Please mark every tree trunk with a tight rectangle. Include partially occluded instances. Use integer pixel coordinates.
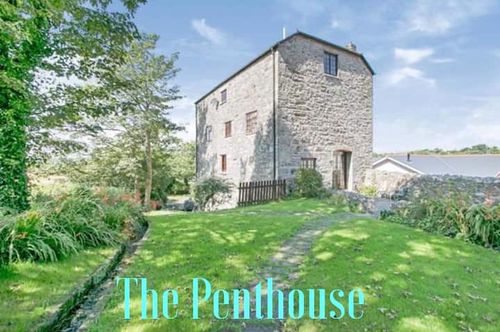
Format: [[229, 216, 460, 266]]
[[134, 176, 141, 203], [144, 130, 153, 210]]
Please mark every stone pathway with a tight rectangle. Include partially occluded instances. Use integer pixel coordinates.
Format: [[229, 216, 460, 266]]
[[240, 212, 367, 332]]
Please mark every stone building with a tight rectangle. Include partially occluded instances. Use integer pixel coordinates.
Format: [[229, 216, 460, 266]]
[[195, 32, 374, 206]]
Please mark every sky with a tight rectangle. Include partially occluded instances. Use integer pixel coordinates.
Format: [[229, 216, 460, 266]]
[[125, 0, 500, 153]]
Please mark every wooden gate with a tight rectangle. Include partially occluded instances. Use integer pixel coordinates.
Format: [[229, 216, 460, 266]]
[[238, 179, 286, 206]]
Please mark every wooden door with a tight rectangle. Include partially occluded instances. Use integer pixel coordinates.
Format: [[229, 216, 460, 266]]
[[332, 151, 351, 190]]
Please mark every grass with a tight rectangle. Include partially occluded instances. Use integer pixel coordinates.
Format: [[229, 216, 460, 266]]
[[0, 247, 115, 331], [91, 199, 499, 331], [4, 198, 497, 331], [287, 217, 500, 332], [90, 199, 340, 331]]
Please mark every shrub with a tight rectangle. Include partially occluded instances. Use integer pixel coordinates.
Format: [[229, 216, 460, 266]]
[[192, 178, 231, 211], [0, 186, 145, 265], [294, 168, 326, 198], [359, 185, 378, 198], [382, 196, 500, 249]]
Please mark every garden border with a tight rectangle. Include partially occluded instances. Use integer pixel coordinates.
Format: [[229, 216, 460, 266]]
[[35, 221, 149, 332]]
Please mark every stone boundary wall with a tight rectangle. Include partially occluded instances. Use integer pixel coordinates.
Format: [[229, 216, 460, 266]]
[[393, 174, 500, 205], [363, 169, 416, 197]]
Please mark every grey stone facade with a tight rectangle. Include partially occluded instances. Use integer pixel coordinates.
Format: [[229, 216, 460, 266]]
[[196, 32, 373, 207]]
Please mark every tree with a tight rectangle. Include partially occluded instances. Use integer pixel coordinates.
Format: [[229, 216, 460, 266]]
[[169, 142, 196, 194], [106, 34, 182, 209], [0, 0, 145, 211]]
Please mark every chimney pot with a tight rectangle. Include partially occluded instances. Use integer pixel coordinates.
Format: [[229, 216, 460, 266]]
[[346, 41, 357, 52]]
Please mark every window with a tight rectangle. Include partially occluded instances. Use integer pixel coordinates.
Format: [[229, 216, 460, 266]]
[[246, 111, 258, 135], [221, 89, 227, 104], [205, 125, 213, 142], [301, 157, 317, 169], [324, 52, 338, 76], [224, 121, 232, 137], [221, 154, 227, 173]]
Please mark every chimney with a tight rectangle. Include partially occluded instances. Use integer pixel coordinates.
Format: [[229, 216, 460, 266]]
[[282, 27, 287, 40], [407, 153, 411, 162], [346, 41, 357, 52]]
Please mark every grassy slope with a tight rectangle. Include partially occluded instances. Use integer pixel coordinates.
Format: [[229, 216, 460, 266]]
[[90, 199, 499, 331], [91, 200, 339, 331], [0, 248, 114, 331], [288, 217, 500, 332]]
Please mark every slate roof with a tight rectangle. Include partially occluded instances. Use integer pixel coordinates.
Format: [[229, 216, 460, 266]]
[[373, 154, 500, 178]]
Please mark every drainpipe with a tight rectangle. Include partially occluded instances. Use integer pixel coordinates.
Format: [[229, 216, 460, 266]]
[[272, 46, 277, 180], [195, 103, 198, 179]]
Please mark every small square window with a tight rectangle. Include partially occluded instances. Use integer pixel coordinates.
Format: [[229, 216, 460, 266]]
[[224, 121, 232, 138], [301, 157, 317, 169], [221, 154, 227, 173], [205, 125, 213, 142], [324, 52, 338, 76], [246, 111, 257, 135], [221, 89, 227, 104]]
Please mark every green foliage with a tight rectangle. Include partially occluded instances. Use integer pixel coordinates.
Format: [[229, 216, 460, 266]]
[[382, 197, 500, 248], [192, 178, 232, 211], [0, 0, 146, 211], [359, 185, 378, 197], [68, 34, 183, 209], [406, 144, 500, 155], [294, 168, 327, 198], [49, 139, 193, 207], [0, 186, 145, 265], [168, 142, 196, 194]]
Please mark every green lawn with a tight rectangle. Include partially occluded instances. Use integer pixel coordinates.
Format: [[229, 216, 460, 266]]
[[0, 247, 115, 331], [288, 217, 500, 332], [91, 199, 499, 331], [4, 199, 497, 331], [90, 199, 340, 331]]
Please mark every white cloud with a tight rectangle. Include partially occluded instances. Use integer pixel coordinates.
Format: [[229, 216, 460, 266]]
[[395, 48, 434, 64], [403, 0, 496, 35], [493, 49, 500, 58], [430, 58, 455, 64], [330, 19, 340, 28], [191, 18, 225, 45], [330, 17, 351, 30], [385, 67, 436, 87]]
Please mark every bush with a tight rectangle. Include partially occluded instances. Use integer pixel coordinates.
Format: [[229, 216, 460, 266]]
[[294, 168, 327, 198], [382, 196, 500, 249], [359, 185, 378, 198], [192, 178, 231, 211], [0, 186, 146, 265]]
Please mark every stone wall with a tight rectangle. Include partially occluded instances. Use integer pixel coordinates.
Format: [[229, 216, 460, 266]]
[[196, 52, 276, 207], [364, 169, 416, 197], [393, 175, 500, 205], [196, 34, 374, 208], [276, 35, 373, 190]]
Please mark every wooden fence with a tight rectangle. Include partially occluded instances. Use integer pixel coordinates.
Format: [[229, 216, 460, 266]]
[[238, 179, 286, 206]]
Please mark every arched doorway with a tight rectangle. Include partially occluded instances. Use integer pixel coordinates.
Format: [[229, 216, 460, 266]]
[[332, 150, 352, 190]]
